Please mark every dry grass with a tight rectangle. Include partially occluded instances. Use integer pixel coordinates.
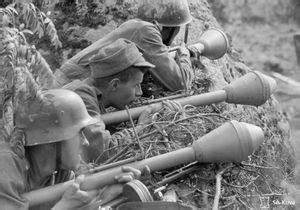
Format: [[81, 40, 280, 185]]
[[85, 70, 295, 209]]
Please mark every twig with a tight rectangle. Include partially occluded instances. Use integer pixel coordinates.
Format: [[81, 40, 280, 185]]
[[135, 93, 189, 105], [222, 175, 259, 189], [219, 198, 235, 209], [144, 143, 153, 158], [174, 124, 196, 142], [195, 188, 215, 197], [142, 140, 176, 144], [95, 143, 128, 162], [251, 154, 280, 167], [236, 197, 252, 209], [125, 105, 144, 156], [213, 173, 222, 210], [113, 150, 132, 162], [103, 144, 131, 164], [241, 162, 280, 169], [244, 193, 286, 197], [89, 156, 138, 173], [152, 122, 170, 149], [138, 113, 227, 140], [213, 164, 234, 210]]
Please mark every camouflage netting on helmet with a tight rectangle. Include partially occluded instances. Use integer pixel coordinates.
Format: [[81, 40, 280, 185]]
[[76, 0, 295, 208]]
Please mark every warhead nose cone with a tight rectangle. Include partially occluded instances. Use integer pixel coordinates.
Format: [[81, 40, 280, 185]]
[[192, 120, 265, 163], [240, 122, 264, 152], [260, 72, 277, 94], [199, 28, 229, 60], [224, 71, 277, 106]]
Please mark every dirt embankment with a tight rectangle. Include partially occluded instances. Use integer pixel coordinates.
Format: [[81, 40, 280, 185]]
[[209, 0, 300, 205]]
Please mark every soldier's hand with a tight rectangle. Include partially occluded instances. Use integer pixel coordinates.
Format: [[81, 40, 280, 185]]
[[98, 166, 142, 204], [52, 175, 97, 210], [187, 43, 205, 59], [162, 100, 182, 112], [177, 42, 190, 57], [137, 105, 156, 125], [138, 99, 182, 125], [115, 166, 142, 182]]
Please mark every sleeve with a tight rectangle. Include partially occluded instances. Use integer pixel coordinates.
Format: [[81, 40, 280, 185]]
[[72, 86, 111, 163], [138, 25, 194, 92], [71, 85, 101, 118], [0, 149, 29, 210]]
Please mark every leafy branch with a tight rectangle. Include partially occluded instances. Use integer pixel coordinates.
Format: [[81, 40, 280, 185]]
[[0, 2, 59, 140], [14, 2, 62, 49]]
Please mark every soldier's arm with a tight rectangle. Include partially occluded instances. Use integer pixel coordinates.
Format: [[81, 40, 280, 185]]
[[0, 145, 29, 210], [139, 25, 193, 91], [71, 86, 111, 163]]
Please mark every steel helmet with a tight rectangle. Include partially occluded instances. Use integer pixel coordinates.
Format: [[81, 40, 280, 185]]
[[15, 89, 97, 146], [137, 0, 192, 27]]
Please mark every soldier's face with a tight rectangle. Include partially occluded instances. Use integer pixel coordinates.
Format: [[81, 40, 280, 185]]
[[111, 68, 144, 109], [59, 131, 87, 170], [161, 26, 180, 46]]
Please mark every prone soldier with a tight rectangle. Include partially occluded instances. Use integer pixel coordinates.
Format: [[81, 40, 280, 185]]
[[63, 38, 181, 163], [54, 0, 194, 92], [0, 89, 142, 209], [62, 38, 155, 162]]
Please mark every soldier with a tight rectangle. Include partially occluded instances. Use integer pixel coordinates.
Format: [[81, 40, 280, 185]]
[[62, 38, 155, 162], [0, 89, 141, 209], [54, 0, 193, 92]]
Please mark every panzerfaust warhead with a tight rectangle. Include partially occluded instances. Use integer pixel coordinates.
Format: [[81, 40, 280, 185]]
[[23, 120, 264, 207], [169, 28, 229, 60], [101, 71, 276, 125]]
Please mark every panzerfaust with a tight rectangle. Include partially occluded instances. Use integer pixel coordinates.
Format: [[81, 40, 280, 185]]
[[101, 71, 277, 125], [23, 120, 264, 206], [169, 28, 229, 60]]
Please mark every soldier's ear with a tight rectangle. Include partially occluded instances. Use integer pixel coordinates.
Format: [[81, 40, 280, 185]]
[[109, 78, 121, 91]]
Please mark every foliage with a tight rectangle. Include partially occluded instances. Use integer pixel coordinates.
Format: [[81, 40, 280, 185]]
[[53, 0, 135, 29], [0, 2, 60, 140], [16, 2, 61, 48], [54, 0, 108, 28]]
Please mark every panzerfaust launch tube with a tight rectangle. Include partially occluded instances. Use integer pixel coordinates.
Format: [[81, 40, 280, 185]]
[[101, 71, 277, 125], [23, 120, 264, 207]]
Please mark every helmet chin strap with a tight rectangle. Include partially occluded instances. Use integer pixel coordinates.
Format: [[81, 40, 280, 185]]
[[55, 142, 62, 171], [48, 142, 62, 185]]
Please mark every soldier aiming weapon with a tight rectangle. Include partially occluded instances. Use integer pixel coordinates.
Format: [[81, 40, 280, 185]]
[[23, 120, 264, 207], [101, 71, 277, 125]]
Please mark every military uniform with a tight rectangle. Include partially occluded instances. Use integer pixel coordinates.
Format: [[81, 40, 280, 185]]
[[62, 39, 154, 162], [63, 79, 111, 162], [0, 143, 28, 209], [0, 142, 72, 210], [54, 19, 193, 91], [0, 89, 98, 209]]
